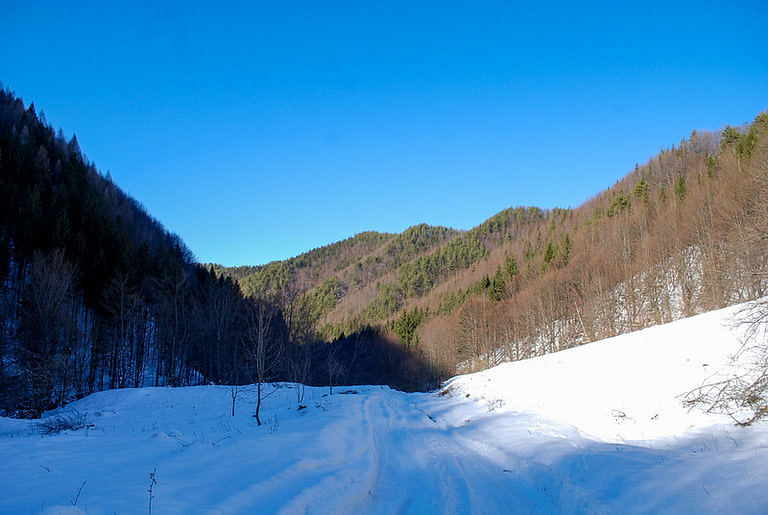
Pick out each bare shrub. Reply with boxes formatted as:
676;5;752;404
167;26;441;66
38;410;89;435
685;301;768;425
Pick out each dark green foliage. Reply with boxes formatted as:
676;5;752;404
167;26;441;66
719;122;762;159
300;277;342;329
475;206;547;242
732;114;767;160
707;155;717;179
561;233;572;266
736;130;758;159
396;232;487;300
220;206;549;338
632;177;650;204
232;231;395;299
504;255;519;281
542;241;557;272
392;306;427;349
721;124;741;148
436;290;464;315
384;224;457;268
606;190;630;217
674;174;687;201
362;282;401;321
488;266;506;302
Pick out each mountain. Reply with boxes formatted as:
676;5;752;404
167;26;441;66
3;85;766;418
220;112;768;380
1;300;766;513
0;88;440;417
0;89;280;415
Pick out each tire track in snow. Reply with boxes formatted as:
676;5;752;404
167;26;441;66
209;389;587;514
205;394;376;514
275;395;381;514
358;391;513;513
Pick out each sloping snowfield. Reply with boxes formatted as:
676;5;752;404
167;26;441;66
2;302;767;514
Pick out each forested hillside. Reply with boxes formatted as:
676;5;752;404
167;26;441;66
0;88;253;415
0;89;438;417
221;111;768;379
2;85;766;418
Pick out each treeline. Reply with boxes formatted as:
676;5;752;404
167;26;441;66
13;74;758;413
0;89;437;417
225;231;395;298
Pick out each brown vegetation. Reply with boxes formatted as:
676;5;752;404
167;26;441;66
225;113;768;383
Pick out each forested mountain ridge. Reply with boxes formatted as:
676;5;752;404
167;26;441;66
0;87;251;415
0;88;441;417
215;224;459;324
221;111;768;377
2;85;766;419
216;208;551;336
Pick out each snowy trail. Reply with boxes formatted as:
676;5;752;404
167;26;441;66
206;389;559;514
275;390;564;514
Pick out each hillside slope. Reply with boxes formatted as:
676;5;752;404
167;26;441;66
1;301;766;513
221;112;768;387
0;88;270;415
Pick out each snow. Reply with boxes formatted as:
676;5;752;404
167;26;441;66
2;302;767;513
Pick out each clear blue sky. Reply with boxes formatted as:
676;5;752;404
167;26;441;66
3;2;766;266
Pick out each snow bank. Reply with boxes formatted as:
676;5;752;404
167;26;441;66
447;302;754;442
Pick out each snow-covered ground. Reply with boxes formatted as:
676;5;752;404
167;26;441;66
2;302;767;514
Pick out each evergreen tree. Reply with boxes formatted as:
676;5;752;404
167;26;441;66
674;174;687;201
488;266;505;302
633;177;650;204
393;306;426;349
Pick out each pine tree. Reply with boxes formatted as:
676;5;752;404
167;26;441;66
488;266;505;302
633;177;650;204
674;174;687;201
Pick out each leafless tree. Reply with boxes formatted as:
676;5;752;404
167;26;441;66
154;267;193;387
322;343;344;395
244;300;283;425
18;250;79;415
285;341;312;405
685;301;768;425
102;273;141;389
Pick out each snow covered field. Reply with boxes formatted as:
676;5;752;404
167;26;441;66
1;302;767;514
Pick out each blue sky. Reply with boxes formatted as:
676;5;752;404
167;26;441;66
2;2;767;266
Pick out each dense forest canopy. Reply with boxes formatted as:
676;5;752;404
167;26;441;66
2;85;767;418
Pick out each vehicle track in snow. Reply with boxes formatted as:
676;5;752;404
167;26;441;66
266;389;566;514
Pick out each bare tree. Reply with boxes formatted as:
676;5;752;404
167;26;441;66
102;272;141;389
200;273;242;383
685;302;768;425
154;267;193;387
322;343;344;395
18;250;79;415
285;341;312;405
244;300;283;425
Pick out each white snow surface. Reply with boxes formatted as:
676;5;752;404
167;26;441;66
2;302;767;514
